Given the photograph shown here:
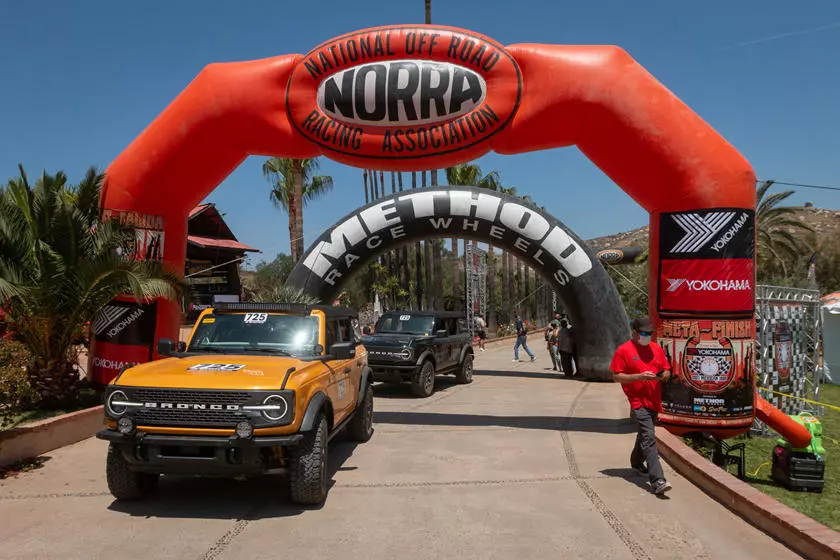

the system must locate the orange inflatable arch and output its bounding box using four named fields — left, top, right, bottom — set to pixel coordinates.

left=97, top=25, right=809, bottom=445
